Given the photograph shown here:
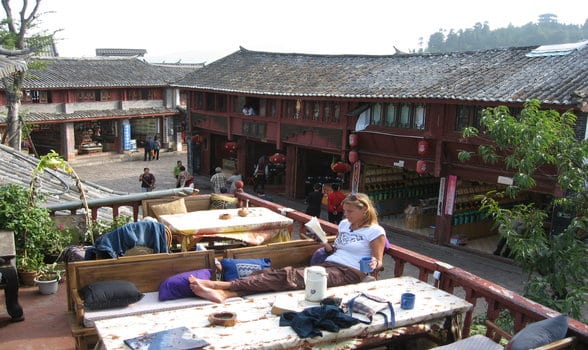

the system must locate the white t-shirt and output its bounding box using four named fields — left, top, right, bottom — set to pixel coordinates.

left=325, top=219, right=386, bottom=270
